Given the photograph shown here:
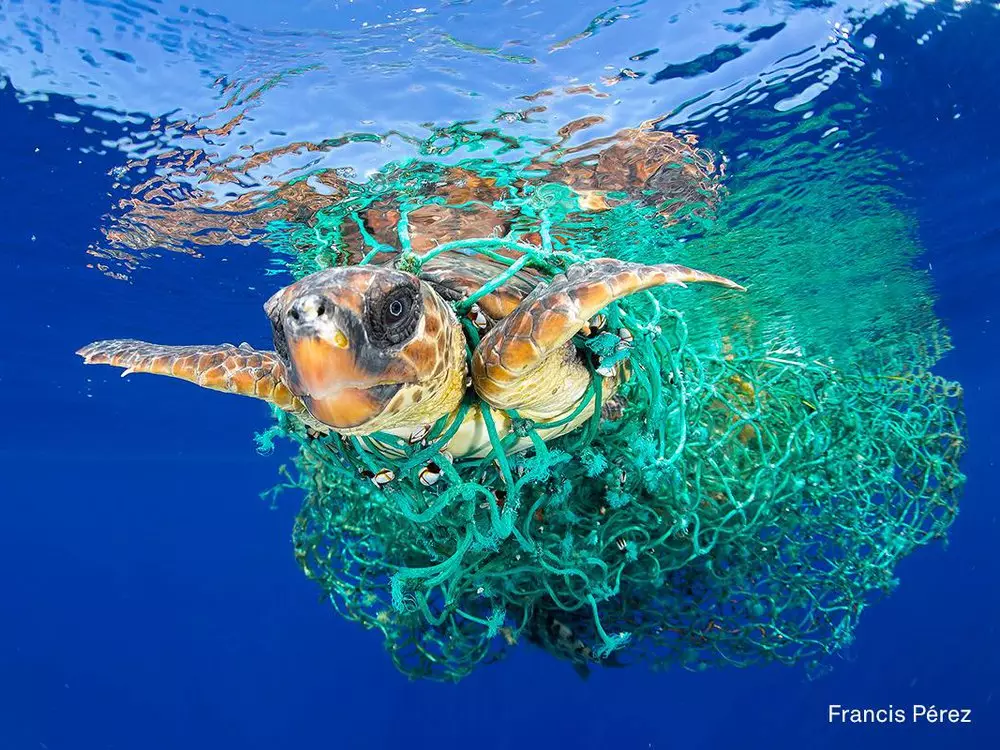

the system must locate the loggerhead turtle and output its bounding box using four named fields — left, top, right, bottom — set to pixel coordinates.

left=77, top=254, right=743, bottom=460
